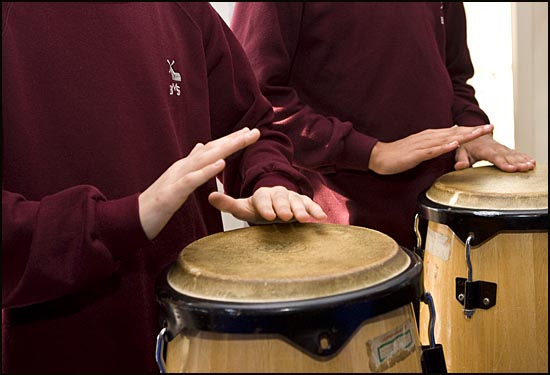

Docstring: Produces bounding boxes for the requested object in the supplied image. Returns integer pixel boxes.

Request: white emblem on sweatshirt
[167,59,181,96]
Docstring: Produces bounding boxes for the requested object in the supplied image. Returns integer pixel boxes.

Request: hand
[208,186,328,224]
[454,133,536,172]
[138,127,261,240]
[368,124,494,175]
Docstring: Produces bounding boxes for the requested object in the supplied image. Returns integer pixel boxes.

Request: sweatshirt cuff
[336,129,378,171]
[252,173,302,195]
[454,112,490,126]
[95,193,152,260]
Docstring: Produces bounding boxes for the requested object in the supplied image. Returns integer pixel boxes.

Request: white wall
[464,2,515,149]
[210,2,234,26]
[216,178,248,231]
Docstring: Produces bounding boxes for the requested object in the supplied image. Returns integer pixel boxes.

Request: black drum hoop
[156,247,423,359]
[416,190,548,246]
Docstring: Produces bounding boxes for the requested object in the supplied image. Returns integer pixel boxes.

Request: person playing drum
[2,3,327,373]
[230,2,536,251]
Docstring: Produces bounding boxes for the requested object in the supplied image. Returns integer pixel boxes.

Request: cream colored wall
[464,2,515,149]
[512,2,548,164]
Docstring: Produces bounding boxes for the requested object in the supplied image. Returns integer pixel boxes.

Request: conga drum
[155,223,430,373]
[416,164,548,373]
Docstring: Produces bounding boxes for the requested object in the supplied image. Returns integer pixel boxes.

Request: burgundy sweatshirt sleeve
[444,3,491,126]
[197,4,315,198]
[2,187,151,308]
[231,2,375,174]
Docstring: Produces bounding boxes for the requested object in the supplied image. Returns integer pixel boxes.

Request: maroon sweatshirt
[231,2,490,249]
[2,3,313,373]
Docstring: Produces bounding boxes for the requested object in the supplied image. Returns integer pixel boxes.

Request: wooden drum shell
[165,305,422,373]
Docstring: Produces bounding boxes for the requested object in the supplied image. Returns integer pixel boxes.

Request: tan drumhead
[426,164,548,210]
[167,223,409,303]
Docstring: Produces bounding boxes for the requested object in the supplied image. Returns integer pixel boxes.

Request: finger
[512,161,536,172]
[491,154,535,172]
[288,193,327,222]
[454,146,472,170]
[452,124,494,145]
[189,128,251,158]
[203,127,257,152]
[288,192,311,222]
[503,151,536,170]
[174,159,226,195]
[303,198,328,221]
[414,126,491,160]
[190,128,261,169]
[208,127,251,147]
[411,140,459,163]
[421,124,492,147]
[512,158,536,171]
[466,141,536,172]
[188,142,204,156]
[251,188,279,221]
[269,188,295,222]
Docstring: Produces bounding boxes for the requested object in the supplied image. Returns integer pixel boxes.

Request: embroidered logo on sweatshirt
[167,59,181,96]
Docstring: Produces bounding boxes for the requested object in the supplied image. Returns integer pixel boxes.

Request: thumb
[454,146,471,170]
[209,191,257,223]
[208,191,235,213]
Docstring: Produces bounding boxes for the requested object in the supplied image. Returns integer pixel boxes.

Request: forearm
[2,187,149,308]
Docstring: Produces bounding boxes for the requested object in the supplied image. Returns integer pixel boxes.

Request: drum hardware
[414,192,548,319]
[415,213,498,320]
[420,292,447,373]
[415,195,545,318]
[454,234,497,319]
[154,257,424,366]
[155,264,449,374]
[413,213,427,259]
[416,193,547,247]
[414,194,546,320]
[155,327,167,373]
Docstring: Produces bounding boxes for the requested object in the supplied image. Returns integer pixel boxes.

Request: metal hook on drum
[413,213,428,259]
[463,234,475,319]
[420,292,447,373]
[155,327,167,373]
[455,233,497,319]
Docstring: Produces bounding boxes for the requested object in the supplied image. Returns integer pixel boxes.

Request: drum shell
[419,212,548,372]
[165,305,422,373]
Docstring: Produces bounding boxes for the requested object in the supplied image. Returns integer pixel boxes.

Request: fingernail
[246,129,260,138]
